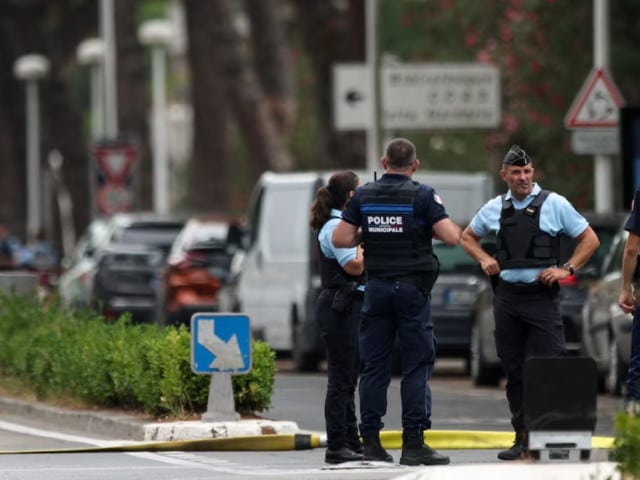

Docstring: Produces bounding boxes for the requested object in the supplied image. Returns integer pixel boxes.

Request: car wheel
[606,336,626,397]
[470,322,502,387]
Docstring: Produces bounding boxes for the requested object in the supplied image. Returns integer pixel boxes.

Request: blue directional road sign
[191,313,252,374]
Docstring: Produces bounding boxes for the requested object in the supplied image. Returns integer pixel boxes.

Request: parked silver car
[581,224,637,396]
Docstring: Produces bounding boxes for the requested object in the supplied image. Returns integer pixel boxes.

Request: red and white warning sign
[97,184,132,215]
[93,143,138,183]
[565,68,625,129]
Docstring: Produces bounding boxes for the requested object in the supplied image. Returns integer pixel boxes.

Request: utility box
[524,356,597,461]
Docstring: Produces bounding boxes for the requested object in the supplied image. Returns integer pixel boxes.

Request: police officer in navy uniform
[310,171,365,464]
[460,145,599,460]
[333,138,461,466]
[617,188,640,413]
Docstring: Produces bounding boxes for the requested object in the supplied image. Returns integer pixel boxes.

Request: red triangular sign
[565,68,625,129]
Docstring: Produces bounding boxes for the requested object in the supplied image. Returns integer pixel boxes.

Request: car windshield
[117,226,183,254]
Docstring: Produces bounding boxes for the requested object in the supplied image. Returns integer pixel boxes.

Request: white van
[227,170,494,371]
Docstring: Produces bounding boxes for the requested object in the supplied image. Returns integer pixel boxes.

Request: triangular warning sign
[565,68,625,129]
[92,143,138,182]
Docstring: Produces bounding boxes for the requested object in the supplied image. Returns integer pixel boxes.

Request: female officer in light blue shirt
[310,171,364,464]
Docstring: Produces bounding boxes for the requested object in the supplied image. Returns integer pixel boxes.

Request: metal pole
[100,0,118,139]
[90,64,105,141]
[593,0,613,213]
[151,46,169,214]
[25,80,41,240]
[365,0,379,173]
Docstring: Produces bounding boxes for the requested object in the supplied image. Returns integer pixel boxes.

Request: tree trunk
[213,0,292,177]
[245,0,296,135]
[292,0,367,170]
[115,0,152,211]
[184,0,231,213]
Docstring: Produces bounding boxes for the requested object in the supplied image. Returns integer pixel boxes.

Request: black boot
[324,446,363,464]
[362,434,393,462]
[346,430,363,454]
[399,429,450,466]
[497,431,528,461]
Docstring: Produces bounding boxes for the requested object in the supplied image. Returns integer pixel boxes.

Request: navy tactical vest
[495,190,561,269]
[359,179,436,273]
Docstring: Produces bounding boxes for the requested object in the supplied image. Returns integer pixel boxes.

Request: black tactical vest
[359,179,436,273]
[495,190,561,269]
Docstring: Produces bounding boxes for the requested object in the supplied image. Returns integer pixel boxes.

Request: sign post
[564,0,624,213]
[191,313,252,422]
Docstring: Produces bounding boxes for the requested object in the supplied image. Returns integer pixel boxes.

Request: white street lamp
[100,0,118,139]
[14,54,50,241]
[138,19,173,215]
[77,38,105,140]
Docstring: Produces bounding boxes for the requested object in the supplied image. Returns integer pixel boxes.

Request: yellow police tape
[0,430,615,454]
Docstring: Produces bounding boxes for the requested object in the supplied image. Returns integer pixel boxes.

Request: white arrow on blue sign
[191,313,252,374]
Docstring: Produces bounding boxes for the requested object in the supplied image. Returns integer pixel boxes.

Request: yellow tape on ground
[380,430,615,450]
[0,430,614,454]
[0,433,324,455]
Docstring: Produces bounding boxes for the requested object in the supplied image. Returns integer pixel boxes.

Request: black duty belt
[496,278,558,295]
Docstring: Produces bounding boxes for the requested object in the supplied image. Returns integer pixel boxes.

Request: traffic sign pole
[203,373,240,422]
[565,0,623,213]
[594,0,613,213]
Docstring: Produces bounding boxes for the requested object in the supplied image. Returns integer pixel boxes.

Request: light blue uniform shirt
[469,183,589,283]
[318,209,358,267]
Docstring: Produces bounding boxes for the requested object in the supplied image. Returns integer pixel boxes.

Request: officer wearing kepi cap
[460,144,600,460]
[333,137,461,466]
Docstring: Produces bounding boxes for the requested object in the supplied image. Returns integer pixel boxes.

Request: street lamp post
[77,38,105,141]
[13,54,50,241]
[138,19,173,215]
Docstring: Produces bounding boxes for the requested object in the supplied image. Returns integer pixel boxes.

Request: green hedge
[0,293,275,417]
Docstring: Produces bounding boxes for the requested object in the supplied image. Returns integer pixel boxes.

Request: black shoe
[497,437,528,460]
[324,447,363,464]
[347,437,364,454]
[400,444,450,466]
[362,435,394,463]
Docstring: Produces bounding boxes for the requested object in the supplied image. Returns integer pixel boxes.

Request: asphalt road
[0,358,623,479]
[267,357,620,438]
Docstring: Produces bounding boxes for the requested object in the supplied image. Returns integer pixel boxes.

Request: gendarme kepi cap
[503,144,531,166]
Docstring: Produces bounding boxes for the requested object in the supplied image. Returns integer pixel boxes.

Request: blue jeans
[626,309,640,401]
[358,277,436,437]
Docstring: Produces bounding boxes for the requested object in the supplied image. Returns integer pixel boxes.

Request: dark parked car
[156,215,242,328]
[91,244,165,323]
[429,238,493,372]
[469,211,627,387]
[60,212,185,322]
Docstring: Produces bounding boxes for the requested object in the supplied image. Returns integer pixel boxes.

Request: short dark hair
[385,138,416,168]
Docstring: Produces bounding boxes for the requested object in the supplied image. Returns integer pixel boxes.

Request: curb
[0,396,299,442]
[143,419,301,442]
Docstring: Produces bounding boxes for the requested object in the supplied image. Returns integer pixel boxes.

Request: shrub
[0,292,275,417]
[611,408,640,479]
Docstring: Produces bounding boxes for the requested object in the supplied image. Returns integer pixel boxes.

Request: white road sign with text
[380,63,501,130]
